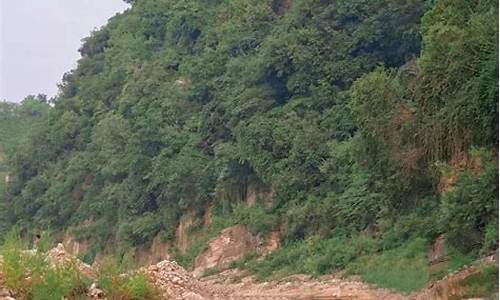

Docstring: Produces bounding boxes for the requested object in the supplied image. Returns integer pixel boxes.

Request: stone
[87,282,105,299]
[192,225,259,277]
[0,288,11,297]
[182,291,206,300]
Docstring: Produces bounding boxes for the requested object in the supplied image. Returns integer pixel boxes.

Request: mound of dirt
[144,260,211,300]
[46,243,97,278]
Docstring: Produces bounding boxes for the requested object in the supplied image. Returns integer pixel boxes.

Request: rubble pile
[46,243,96,278]
[0,287,15,300]
[144,260,210,300]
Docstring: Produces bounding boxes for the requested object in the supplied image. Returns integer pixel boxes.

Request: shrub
[440,149,498,253]
[0,230,28,294]
[482,222,499,254]
[31,263,86,300]
[232,204,278,234]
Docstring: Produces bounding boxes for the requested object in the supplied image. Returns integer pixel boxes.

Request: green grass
[346,238,429,293]
[456,265,499,299]
[0,230,160,300]
[30,264,87,300]
[245,234,380,280]
[0,230,88,300]
[237,235,432,293]
[446,246,476,272]
[98,257,161,300]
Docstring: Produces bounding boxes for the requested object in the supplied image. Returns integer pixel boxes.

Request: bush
[482,223,499,254]
[232,204,278,234]
[0,230,28,294]
[440,149,499,253]
[30,264,86,300]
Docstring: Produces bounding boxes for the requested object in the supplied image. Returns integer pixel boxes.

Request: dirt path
[200,255,499,300]
[201,270,405,300]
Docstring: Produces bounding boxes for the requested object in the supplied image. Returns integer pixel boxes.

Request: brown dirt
[201,269,406,300]
[193,225,259,277]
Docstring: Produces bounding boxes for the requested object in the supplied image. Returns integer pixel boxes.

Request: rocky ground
[0,243,497,300]
[202,269,405,300]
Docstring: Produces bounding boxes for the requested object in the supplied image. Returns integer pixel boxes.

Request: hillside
[0,0,498,298]
[0,95,49,233]
[0,97,49,197]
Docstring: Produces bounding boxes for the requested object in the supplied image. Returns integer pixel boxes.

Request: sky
[0,0,130,102]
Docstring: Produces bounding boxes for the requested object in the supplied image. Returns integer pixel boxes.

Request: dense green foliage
[0,96,49,169]
[0,0,497,291]
[0,97,50,231]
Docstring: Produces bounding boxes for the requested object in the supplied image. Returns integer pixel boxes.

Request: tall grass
[98,257,161,300]
[0,230,87,300]
[0,230,160,300]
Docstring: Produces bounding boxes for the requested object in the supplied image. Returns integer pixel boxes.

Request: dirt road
[202,269,405,300]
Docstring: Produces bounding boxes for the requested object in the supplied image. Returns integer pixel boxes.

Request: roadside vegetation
[0,230,160,300]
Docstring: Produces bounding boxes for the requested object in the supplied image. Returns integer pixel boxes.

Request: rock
[182,291,206,300]
[428,235,447,264]
[192,225,259,277]
[0,288,11,297]
[144,260,210,300]
[176,212,196,254]
[87,283,105,299]
[45,242,97,278]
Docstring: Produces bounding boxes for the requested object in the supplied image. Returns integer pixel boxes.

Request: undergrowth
[454,265,499,299]
[347,238,429,293]
[0,230,87,300]
[0,230,160,300]
[98,257,161,300]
